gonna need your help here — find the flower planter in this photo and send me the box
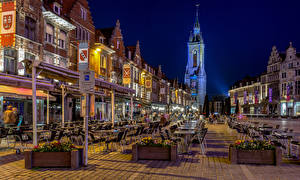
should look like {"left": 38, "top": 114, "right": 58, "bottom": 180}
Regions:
{"left": 25, "top": 149, "right": 83, "bottom": 169}
{"left": 132, "top": 144, "right": 177, "bottom": 161}
{"left": 229, "top": 146, "right": 281, "bottom": 165}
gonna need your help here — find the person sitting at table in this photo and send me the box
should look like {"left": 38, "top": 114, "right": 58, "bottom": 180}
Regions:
{"left": 160, "top": 115, "right": 167, "bottom": 128}
{"left": 4, "top": 105, "right": 16, "bottom": 128}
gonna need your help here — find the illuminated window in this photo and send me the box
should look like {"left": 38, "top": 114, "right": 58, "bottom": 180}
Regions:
{"left": 100, "top": 55, "right": 106, "bottom": 68}
{"left": 117, "top": 40, "right": 120, "bottom": 49}
{"left": 193, "top": 50, "right": 197, "bottom": 67}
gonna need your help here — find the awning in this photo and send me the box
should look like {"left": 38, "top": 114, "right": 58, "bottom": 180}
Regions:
{"left": 0, "top": 85, "right": 55, "bottom": 100}
{"left": 23, "top": 60, "right": 135, "bottom": 95}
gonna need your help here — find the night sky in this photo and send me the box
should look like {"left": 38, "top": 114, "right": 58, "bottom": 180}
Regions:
{"left": 89, "top": 0, "right": 300, "bottom": 97}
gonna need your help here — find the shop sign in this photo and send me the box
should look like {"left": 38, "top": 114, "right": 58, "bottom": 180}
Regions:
{"left": 0, "top": 1, "right": 16, "bottom": 47}
{"left": 122, "top": 64, "right": 131, "bottom": 84}
{"left": 78, "top": 42, "right": 89, "bottom": 71}
{"left": 145, "top": 76, "right": 152, "bottom": 89}
{"left": 79, "top": 70, "right": 95, "bottom": 94}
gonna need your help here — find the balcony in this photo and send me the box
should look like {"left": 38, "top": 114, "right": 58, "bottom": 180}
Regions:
{"left": 42, "top": 11, "right": 76, "bottom": 31}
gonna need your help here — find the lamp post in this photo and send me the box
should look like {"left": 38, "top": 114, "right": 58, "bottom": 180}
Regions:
{"left": 61, "top": 84, "right": 65, "bottom": 127}
{"left": 32, "top": 60, "right": 41, "bottom": 146}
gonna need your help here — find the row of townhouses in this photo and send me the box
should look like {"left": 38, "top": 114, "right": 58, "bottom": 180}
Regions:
{"left": 229, "top": 42, "right": 300, "bottom": 117}
{"left": 0, "top": 0, "right": 191, "bottom": 125}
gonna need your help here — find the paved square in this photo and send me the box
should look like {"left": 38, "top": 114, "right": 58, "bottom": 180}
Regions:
{"left": 0, "top": 124, "right": 300, "bottom": 180}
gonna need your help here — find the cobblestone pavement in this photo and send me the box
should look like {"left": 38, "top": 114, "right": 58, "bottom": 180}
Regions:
{"left": 0, "top": 124, "right": 300, "bottom": 180}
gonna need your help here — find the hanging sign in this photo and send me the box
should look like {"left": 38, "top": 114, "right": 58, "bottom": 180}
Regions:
{"left": 145, "top": 76, "right": 152, "bottom": 89}
{"left": 243, "top": 91, "right": 247, "bottom": 105}
{"left": 255, "top": 90, "right": 258, "bottom": 104}
{"left": 234, "top": 92, "right": 238, "bottom": 104}
{"left": 122, "top": 64, "right": 131, "bottom": 84}
{"left": 78, "top": 42, "right": 89, "bottom": 71}
{"left": 287, "top": 85, "right": 290, "bottom": 101}
{"left": 269, "top": 88, "right": 272, "bottom": 103}
{"left": 0, "top": 1, "right": 16, "bottom": 47}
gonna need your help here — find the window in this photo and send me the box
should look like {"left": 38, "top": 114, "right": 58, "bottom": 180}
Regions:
{"left": 3, "top": 48, "right": 17, "bottom": 74}
{"left": 82, "top": 29, "right": 85, "bottom": 40}
{"left": 117, "top": 40, "right": 120, "bottom": 49}
{"left": 282, "top": 72, "right": 286, "bottom": 78}
{"left": 193, "top": 50, "right": 197, "bottom": 67}
{"left": 100, "top": 55, "right": 106, "bottom": 68}
{"left": 80, "top": 7, "right": 87, "bottom": 20}
{"left": 128, "top": 51, "right": 131, "bottom": 59}
{"left": 288, "top": 63, "right": 293, "bottom": 69}
{"left": 25, "top": 17, "right": 36, "bottom": 41}
{"left": 25, "top": 52, "right": 35, "bottom": 61}
{"left": 53, "top": 3, "right": 60, "bottom": 15}
{"left": 296, "top": 81, "right": 300, "bottom": 95}
{"left": 54, "top": 57, "right": 59, "bottom": 65}
{"left": 45, "top": 24, "right": 54, "bottom": 43}
{"left": 58, "top": 30, "right": 66, "bottom": 49}
{"left": 296, "top": 69, "right": 300, "bottom": 76}
{"left": 78, "top": 27, "right": 82, "bottom": 40}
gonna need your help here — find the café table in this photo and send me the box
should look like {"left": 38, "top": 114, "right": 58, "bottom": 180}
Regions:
{"left": 174, "top": 130, "right": 196, "bottom": 154}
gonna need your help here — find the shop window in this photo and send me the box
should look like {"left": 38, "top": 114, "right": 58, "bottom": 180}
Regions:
{"left": 25, "top": 17, "right": 36, "bottom": 41}
{"left": 281, "top": 103, "right": 287, "bottom": 116}
{"left": 58, "top": 30, "right": 66, "bottom": 49}
{"left": 45, "top": 24, "right": 54, "bottom": 44}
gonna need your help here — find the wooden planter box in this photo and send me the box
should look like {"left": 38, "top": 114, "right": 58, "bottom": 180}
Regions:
{"left": 132, "top": 144, "right": 177, "bottom": 161}
{"left": 25, "top": 149, "right": 84, "bottom": 169}
{"left": 229, "top": 146, "right": 281, "bottom": 165}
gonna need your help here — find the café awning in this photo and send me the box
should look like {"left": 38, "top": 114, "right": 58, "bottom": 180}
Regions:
{"left": 0, "top": 85, "right": 55, "bottom": 100}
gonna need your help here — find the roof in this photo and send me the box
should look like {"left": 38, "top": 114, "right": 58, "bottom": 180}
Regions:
{"left": 97, "top": 28, "right": 114, "bottom": 45}
{"left": 126, "top": 46, "right": 136, "bottom": 59}
{"left": 61, "top": 0, "right": 78, "bottom": 15}
{"left": 231, "top": 75, "right": 260, "bottom": 89}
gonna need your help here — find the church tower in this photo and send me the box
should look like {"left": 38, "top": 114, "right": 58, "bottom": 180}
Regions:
{"left": 184, "top": 4, "right": 206, "bottom": 109}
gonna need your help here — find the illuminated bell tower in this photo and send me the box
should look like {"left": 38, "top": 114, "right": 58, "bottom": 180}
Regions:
{"left": 184, "top": 4, "right": 206, "bottom": 108}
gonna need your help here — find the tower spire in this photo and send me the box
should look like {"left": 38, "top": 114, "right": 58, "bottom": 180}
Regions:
{"left": 194, "top": 4, "right": 200, "bottom": 29}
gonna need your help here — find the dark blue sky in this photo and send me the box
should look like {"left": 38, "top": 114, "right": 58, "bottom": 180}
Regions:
{"left": 89, "top": 0, "right": 300, "bottom": 96}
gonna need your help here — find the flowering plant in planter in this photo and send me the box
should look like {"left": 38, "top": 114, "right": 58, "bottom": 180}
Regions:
{"left": 138, "top": 137, "right": 175, "bottom": 147}
{"left": 32, "top": 141, "right": 77, "bottom": 152}
{"left": 232, "top": 140, "right": 275, "bottom": 150}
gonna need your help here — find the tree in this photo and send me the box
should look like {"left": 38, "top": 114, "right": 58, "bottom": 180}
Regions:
{"left": 221, "top": 100, "right": 225, "bottom": 115}
{"left": 203, "top": 95, "right": 209, "bottom": 117}
{"left": 225, "top": 97, "right": 231, "bottom": 115}
{"left": 211, "top": 101, "right": 215, "bottom": 114}
{"left": 235, "top": 100, "right": 240, "bottom": 114}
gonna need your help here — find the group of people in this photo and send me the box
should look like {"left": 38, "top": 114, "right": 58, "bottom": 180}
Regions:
{"left": 3, "top": 105, "right": 19, "bottom": 128}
